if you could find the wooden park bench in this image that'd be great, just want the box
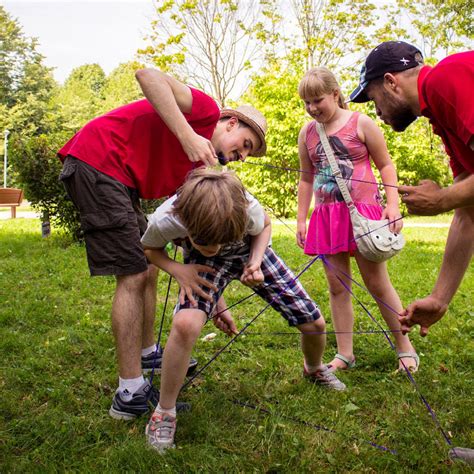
[0,188,24,218]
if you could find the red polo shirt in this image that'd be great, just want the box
[58,87,220,199]
[418,51,474,178]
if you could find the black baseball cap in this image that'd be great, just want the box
[349,41,424,103]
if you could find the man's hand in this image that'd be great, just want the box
[399,295,448,337]
[181,131,218,166]
[173,263,218,307]
[240,260,264,287]
[296,221,306,249]
[398,180,445,215]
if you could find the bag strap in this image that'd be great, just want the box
[316,122,355,209]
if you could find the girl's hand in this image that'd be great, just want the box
[240,260,264,287]
[382,205,403,233]
[296,221,307,249]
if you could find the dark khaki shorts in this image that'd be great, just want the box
[60,156,148,276]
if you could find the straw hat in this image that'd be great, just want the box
[220,105,267,157]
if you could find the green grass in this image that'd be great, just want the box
[402,213,453,224]
[0,219,472,472]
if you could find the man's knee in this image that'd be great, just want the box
[116,270,149,292]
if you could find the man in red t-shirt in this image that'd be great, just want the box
[349,41,473,337]
[58,68,267,420]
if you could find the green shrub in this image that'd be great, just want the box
[9,132,82,239]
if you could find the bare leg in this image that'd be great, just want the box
[112,271,148,379]
[323,253,355,369]
[298,318,326,369]
[142,264,159,349]
[159,309,206,410]
[355,253,417,370]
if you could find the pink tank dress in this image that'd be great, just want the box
[304,112,383,256]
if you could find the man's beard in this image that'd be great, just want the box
[382,91,417,132]
[217,152,228,165]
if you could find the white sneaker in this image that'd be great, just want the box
[304,365,346,391]
[146,412,177,452]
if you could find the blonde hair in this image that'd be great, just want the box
[172,168,248,245]
[298,67,347,109]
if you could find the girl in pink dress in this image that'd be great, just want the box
[296,67,418,372]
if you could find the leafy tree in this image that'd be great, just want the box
[0,5,56,186]
[52,64,107,133]
[9,132,82,238]
[374,0,473,60]
[139,0,278,104]
[0,6,55,109]
[102,61,144,111]
[289,0,378,70]
[230,54,307,218]
[399,0,473,57]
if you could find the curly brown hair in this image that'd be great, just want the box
[172,168,248,245]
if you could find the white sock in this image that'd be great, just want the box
[118,375,145,401]
[156,402,176,418]
[141,344,157,357]
[304,362,324,374]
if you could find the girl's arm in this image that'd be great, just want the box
[358,114,402,233]
[135,68,217,166]
[297,124,314,248]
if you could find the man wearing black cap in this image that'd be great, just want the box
[349,41,473,337]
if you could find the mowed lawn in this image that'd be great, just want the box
[0,217,472,472]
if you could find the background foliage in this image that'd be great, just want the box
[0,1,472,237]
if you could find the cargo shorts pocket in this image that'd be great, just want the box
[80,210,129,233]
[59,160,77,181]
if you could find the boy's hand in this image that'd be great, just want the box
[182,131,218,167]
[240,261,264,287]
[173,263,218,307]
[381,205,403,233]
[212,310,238,337]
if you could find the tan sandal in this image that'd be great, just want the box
[397,352,420,373]
[327,353,356,373]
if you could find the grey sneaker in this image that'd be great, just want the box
[142,345,198,376]
[109,380,159,420]
[304,365,346,391]
[146,412,177,452]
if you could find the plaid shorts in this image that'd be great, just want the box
[175,241,321,327]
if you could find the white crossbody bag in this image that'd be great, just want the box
[316,122,405,263]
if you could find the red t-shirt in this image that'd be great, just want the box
[58,87,220,199]
[418,51,474,178]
